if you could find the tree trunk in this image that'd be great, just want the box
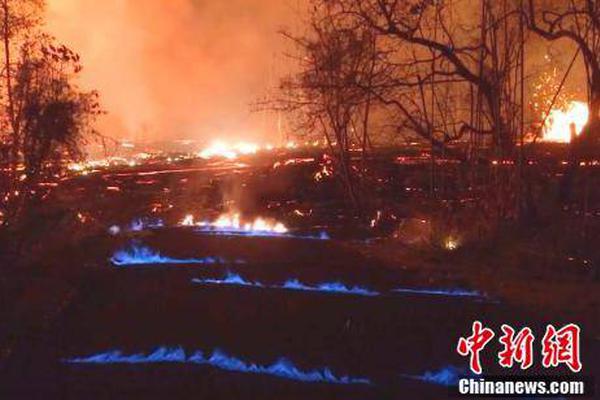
[2,0,17,159]
[484,85,513,157]
[588,73,600,140]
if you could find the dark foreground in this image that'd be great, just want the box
[1,153,599,399]
[1,231,598,399]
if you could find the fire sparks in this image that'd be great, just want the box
[542,101,589,143]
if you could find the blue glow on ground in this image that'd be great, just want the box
[401,365,465,386]
[64,346,370,385]
[111,242,239,266]
[194,227,330,241]
[192,273,489,300]
[392,287,486,298]
[129,218,165,232]
[281,279,379,296]
[194,272,264,288]
[192,272,379,296]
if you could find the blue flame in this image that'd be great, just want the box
[64,346,370,385]
[392,287,485,298]
[194,226,330,241]
[192,272,378,296]
[281,279,379,296]
[401,365,466,387]
[111,242,237,266]
[129,218,165,232]
[193,272,264,288]
[191,273,491,300]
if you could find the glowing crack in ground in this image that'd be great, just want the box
[64,346,370,385]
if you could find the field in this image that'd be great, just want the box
[1,147,598,398]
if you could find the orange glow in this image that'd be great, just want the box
[197,141,261,160]
[180,212,288,234]
[542,101,589,143]
[45,0,298,142]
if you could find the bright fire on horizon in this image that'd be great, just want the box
[542,101,589,143]
[197,141,302,160]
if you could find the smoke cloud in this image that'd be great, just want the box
[45,0,298,143]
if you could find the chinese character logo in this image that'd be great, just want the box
[457,322,582,374]
[541,323,582,373]
[498,324,535,370]
[457,321,495,374]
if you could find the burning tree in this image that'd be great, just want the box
[528,0,600,142]
[0,0,100,227]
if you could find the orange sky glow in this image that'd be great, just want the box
[45,0,299,144]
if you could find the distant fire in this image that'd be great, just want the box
[197,139,323,160]
[542,101,589,143]
[444,237,459,251]
[197,141,262,160]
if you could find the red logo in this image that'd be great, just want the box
[498,324,535,370]
[457,322,582,374]
[541,323,582,373]
[457,321,495,374]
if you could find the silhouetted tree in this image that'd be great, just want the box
[319,0,526,158]
[0,1,100,226]
[280,4,384,209]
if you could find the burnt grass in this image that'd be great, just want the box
[0,145,599,397]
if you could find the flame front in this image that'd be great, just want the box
[542,101,589,143]
[181,212,289,235]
